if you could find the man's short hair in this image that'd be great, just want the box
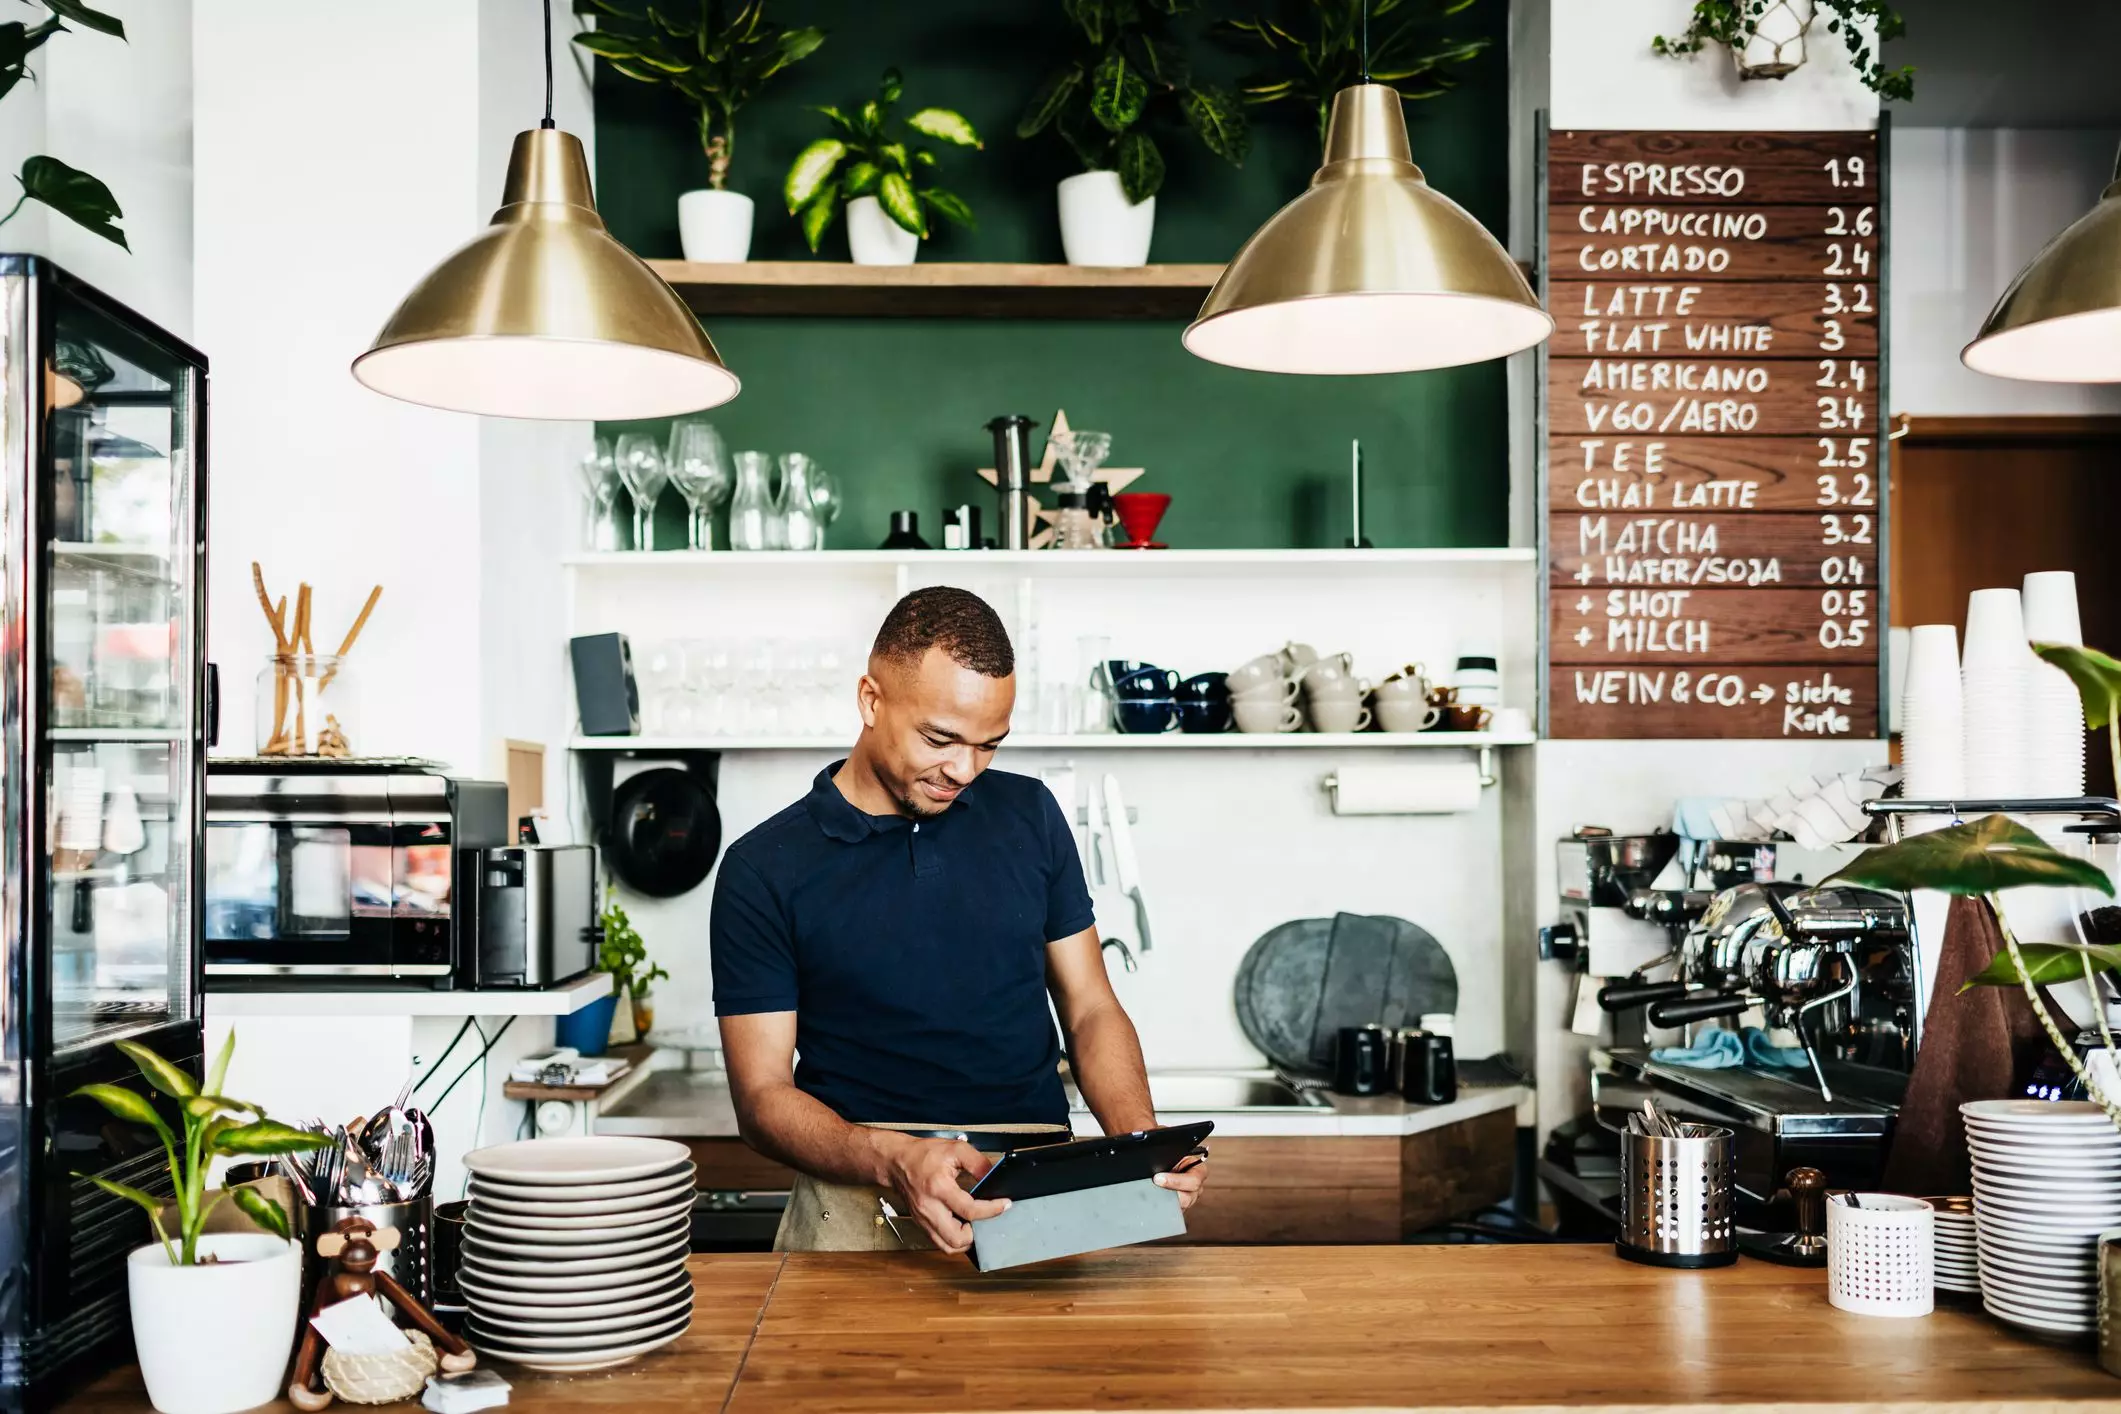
[871,586,1014,678]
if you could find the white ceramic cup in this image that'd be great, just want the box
[1307,699,1372,733]
[1234,697,1303,734]
[1229,655,1298,703]
[1376,699,1442,733]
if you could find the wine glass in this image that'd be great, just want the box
[1052,429,1112,492]
[575,439,622,551]
[614,432,669,552]
[806,464,842,549]
[666,419,733,551]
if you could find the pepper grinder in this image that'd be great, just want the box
[985,415,1038,550]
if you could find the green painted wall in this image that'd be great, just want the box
[591,0,1511,551]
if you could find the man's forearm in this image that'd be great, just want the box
[1068,1000,1157,1134]
[733,1082,906,1187]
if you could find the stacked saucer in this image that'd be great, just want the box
[459,1137,696,1371]
[1922,1195,1978,1294]
[1963,1100,2121,1339]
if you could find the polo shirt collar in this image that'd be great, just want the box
[803,760,978,843]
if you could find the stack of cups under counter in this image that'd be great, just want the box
[1899,624,1965,801]
[1960,588,2038,797]
[2021,570,2087,798]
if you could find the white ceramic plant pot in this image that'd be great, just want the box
[846,195,919,266]
[677,189,754,262]
[1058,170,1155,267]
[129,1233,302,1414]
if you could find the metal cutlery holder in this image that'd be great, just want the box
[1618,1122,1737,1268]
[310,1196,434,1305]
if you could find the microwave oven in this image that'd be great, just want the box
[203,762,508,983]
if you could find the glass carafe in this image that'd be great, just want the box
[777,453,820,552]
[728,450,774,551]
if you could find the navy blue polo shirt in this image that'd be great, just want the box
[710,762,1094,1127]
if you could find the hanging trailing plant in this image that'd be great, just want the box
[1017,0,1248,206]
[0,0,129,248]
[1218,0,1489,148]
[1652,0,1914,101]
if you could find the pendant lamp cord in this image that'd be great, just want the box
[540,0,556,128]
[1360,0,1370,82]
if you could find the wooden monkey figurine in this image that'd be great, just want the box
[287,1216,476,1411]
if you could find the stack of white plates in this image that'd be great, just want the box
[459,1137,697,1371]
[1922,1195,1978,1293]
[1962,1099,2121,1338]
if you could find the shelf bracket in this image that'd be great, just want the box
[1478,745,1496,788]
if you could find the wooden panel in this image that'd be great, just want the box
[1550,356,1878,437]
[1553,205,1876,283]
[1177,1187,1399,1246]
[1553,433,1880,512]
[1401,1109,1516,1234]
[1551,280,1878,357]
[1194,1136,1400,1191]
[1552,664,1878,741]
[649,259,1222,320]
[1552,128,1880,204]
[1550,511,1877,588]
[1551,586,1877,664]
[686,1137,798,1192]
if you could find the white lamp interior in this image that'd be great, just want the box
[1183,292,1555,375]
[352,336,741,420]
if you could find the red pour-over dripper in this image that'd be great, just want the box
[1111,492,1171,548]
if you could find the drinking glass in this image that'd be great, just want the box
[614,433,669,552]
[1052,429,1112,491]
[575,439,622,551]
[777,454,820,552]
[806,464,842,549]
[728,451,774,552]
[666,419,733,551]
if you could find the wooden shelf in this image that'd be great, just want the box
[649,260,1222,320]
[203,972,614,1018]
[571,732,1533,753]
[562,548,1536,576]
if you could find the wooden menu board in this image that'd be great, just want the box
[1545,129,1882,741]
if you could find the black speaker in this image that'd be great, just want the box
[570,632,640,736]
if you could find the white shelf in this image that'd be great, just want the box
[51,726,183,742]
[562,548,1535,576]
[204,971,614,1018]
[52,541,169,558]
[572,732,1533,752]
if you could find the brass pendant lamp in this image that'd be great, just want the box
[1962,147,2121,382]
[1184,81,1550,375]
[352,2,737,419]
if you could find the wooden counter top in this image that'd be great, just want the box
[60,1246,2119,1414]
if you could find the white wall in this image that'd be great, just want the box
[1890,126,2121,416]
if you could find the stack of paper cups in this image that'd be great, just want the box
[1900,625,1965,800]
[2021,570,2086,798]
[1961,588,2033,797]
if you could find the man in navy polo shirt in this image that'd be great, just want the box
[712,586,1205,1252]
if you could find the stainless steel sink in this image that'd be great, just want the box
[1066,1071,1331,1113]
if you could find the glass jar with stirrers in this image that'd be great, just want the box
[249,570,383,758]
[728,450,774,551]
[575,438,622,551]
[665,419,733,551]
[776,453,820,551]
[614,432,668,552]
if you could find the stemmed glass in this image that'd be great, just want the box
[666,419,733,551]
[1052,429,1112,492]
[806,464,842,549]
[614,432,668,552]
[575,439,622,551]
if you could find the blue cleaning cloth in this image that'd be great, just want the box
[1744,1027,1811,1070]
[1650,1027,1744,1068]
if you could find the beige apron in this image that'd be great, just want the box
[773,1122,1072,1252]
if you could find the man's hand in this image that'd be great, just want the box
[1154,1154,1209,1211]
[876,1133,1010,1253]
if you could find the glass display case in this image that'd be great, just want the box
[0,258,206,1403]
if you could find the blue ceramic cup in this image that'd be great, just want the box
[1178,698,1233,733]
[1178,671,1230,703]
[1112,665,1181,700]
[1113,698,1180,734]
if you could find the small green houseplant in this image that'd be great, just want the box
[1652,0,1913,100]
[0,0,130,248]
[573,0,825,260]
[1219,0,1489,147]
[1017,0,1246,265]
[783,68,980,266]
[600,889,670,1035]
[74,1033,323,1414]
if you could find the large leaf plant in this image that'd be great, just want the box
[1218,0,1489,148]
[1018,0,1248,207]
[574,0,825,191]
[1827,812,2121,1130]
[0,0,129,248]
[74,1033,323,1265]
[783,69,980,249]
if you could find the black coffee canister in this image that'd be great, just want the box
[1332,1024,1391,1095]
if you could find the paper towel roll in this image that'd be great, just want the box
[1325,762,1483,815]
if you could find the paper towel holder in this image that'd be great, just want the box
[1320,747,1498,811]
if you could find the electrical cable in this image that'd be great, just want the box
[1360,0,1370,83]
[412,1016,476,1099]
[465,1019,492,1200]
[433,1014,517,1112]
[540,0,556,129]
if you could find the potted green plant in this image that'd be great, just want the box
[1018,0,1246,267]
[599,890,671,1043]
[75,1033,323,1414]
[1218,0,1488,148]
[0,0,130,248]
[573,0,826,262]
[1652,0,1913,98]
[783,68,980,266]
